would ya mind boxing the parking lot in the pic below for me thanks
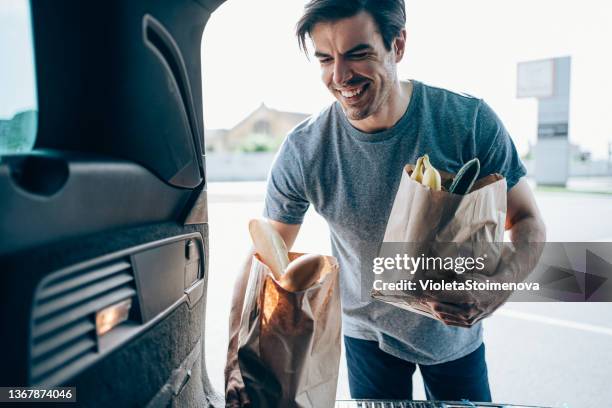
[204,181,612,407]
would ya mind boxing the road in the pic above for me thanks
[204,181,612,408]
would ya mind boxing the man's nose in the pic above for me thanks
[332,58,352,86]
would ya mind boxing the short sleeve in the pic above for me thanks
[263,135,310,224]
[475,100,527,191]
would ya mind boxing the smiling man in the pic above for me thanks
[225,0,546,405]
[308,11,408,133]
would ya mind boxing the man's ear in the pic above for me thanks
[393,29,407,62]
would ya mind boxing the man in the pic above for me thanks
[225,0,546,405]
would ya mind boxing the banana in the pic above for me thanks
[421,155,442,191]
[411,155,424,183]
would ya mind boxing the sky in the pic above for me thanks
[0,0,37,119]
[2,1,610,158]
[201,0,612,158]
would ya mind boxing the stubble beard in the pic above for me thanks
[342,77,393,122]
[341,62,397,122]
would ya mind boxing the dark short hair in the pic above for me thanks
[296,0,406,54]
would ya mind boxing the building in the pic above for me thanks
[0,110,37,155]
[205,103,309,152]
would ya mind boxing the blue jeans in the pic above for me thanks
[344,336,492,402]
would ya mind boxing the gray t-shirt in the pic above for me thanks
[263,80,526,365]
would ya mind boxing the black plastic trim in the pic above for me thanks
[29,233,206,386]
[142,14,204,182]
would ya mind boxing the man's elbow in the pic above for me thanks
[507,212,547,243]
[531,214,547,242]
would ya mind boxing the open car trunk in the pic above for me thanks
[0,0,225,406]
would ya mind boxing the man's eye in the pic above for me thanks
[318,58,332,64]
[350,53,368,59]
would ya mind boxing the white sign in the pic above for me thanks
[517,59,555,98]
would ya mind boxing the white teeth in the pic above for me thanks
[339,85,364,98]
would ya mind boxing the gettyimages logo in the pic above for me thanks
[372,253,487,275]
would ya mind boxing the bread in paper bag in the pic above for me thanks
[237,251,341,408]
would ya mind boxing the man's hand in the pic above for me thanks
[225,325,251,407]
[421,300,483,328]
[225,365,250,408]
[419,272,513,328]
[419,179,546,328]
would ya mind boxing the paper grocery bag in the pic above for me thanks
[237,252,341,408]
[383,164,506,243]
[372,164,507,318]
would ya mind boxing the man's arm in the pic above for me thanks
[225,220,301,407]
[427,178,547,327]
[505,178,546,244]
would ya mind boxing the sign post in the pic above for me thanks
[517,56,571,187]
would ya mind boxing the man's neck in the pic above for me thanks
[348,80,413,133]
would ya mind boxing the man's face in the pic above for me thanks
[310,11,403,121]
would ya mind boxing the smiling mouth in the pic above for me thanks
[335,83,369,101]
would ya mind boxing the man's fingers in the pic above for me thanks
[421,300,483,327]
[226,380,250,408]
[425,306,473,328]
[435,314,472,328]
[422,283,476,304]
[427,301,472,319]
[239,388,251,407]
[469,311,491,326]
[435,311,474,327]
[430,306,477,327]
[225,387,240,408]
[430,300,489,323]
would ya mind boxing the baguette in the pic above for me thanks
[248,218,290,280]
[280,254,323,292]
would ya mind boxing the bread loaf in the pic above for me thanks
[280,254,323,292]
[248,218,290,280]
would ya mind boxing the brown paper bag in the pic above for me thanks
[372,164,507,318]
[237,252,341,408]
